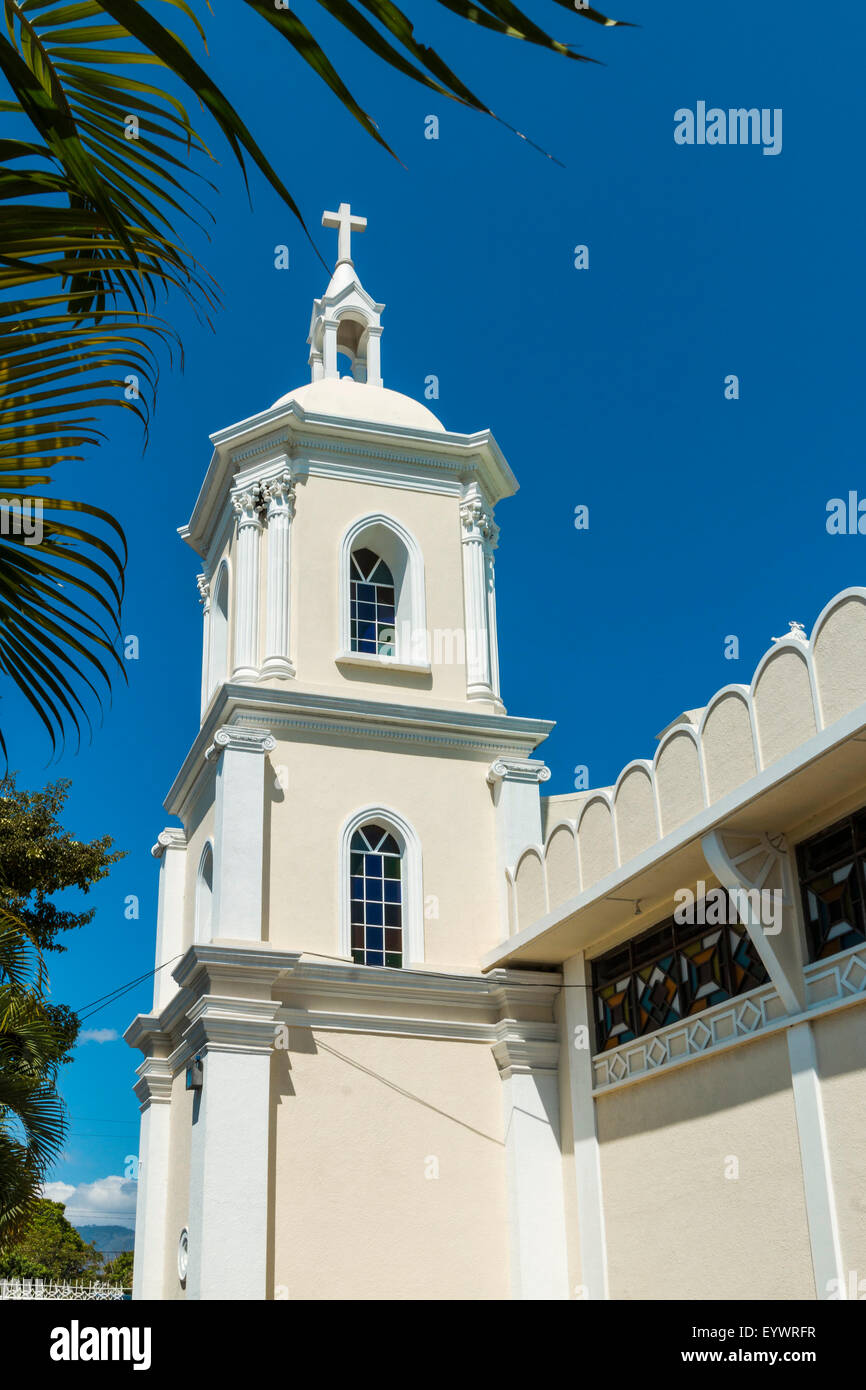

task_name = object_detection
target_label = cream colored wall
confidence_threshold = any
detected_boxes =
[813,1008,866,1288]
[270,1028,509,1300]
[163,1072,193,1300]
[273,473,472,706]
[265,731,500,965]
[596,1034,816,1299]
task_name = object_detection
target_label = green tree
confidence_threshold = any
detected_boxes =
[0,1198,102,1280]
[0,773,123,957]
[0,0,630,755]
[0,775,122,1235]
[102,1246,134,1287]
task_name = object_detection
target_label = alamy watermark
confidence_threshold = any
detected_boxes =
[0,497,42,546]
[674,880,783,934]
[674,103,782,156]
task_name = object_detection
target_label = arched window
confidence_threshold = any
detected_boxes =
[339,515,429,667]
[350,549,396,656]
[349,823,404,967]
[208,562,229,697]
[195,842,213,944]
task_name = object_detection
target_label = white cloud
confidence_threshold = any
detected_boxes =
[77,1028,119,1045]
[41,1175,136,1228]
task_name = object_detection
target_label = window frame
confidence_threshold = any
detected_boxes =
[338,514,429,669]
[339,806,424,966]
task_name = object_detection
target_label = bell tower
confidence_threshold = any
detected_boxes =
[128,204,558,1301]
[308,202,383,385]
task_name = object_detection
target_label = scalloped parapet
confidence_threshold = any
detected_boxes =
[508,587,866,934]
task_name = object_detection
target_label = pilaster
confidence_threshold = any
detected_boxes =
[151,828,188,1012]
[184,995,280,1300]
[493,1026,570,1300]
[231,485,264,680]
[488,757,550,938]
[460,482,503,708]
[261,470,296,679]
[208,725,275,942]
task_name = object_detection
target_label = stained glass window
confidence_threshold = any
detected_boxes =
[796,810,866,961]
[592,905,768,1053]
[350,823,403,967]
[350,547,396,656]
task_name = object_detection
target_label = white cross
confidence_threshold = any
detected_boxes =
[322,201,367,265]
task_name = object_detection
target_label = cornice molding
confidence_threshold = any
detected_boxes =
[491,1024,561,1078]
[164,687,554,820]
[182,400,518,558]
[126,945,563,1072]
[132,1056,173,1109]
[183,995,282,1056]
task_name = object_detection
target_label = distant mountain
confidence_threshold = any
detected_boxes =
[74,1225,135,1255]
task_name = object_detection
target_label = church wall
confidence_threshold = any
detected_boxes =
[596,1033,815,1299]
[163,1070,193,1300]
[812,1007,866,1288]
[812,591,866,726]
[752,649,817,768]
[270,1028,510,1299]
[264,732,501,965]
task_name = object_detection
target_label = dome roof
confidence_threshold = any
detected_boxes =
[271,376,445,433]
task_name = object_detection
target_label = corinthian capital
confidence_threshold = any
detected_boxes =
[460,486,499,547]
[261,470,296,518]
[231,484,265,527]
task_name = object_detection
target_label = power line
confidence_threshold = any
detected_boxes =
[74,956,183,1022]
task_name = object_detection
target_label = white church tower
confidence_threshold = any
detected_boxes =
[127,205,569,1301]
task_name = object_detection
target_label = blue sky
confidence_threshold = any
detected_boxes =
[11,0,866,1224]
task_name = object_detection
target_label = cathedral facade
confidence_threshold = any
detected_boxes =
[128,206,866,1301]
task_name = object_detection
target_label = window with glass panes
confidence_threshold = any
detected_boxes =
[350,824,403,966]
[350,548,396,655]
[796,809,866,960]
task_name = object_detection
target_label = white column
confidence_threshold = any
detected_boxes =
[787,1021,846,1299]
[365,324,383,387]
[231,485,264,680]
[131,1059,173,1300]
[488,758,550,939]
[460,483,502,705]
[209,725,274,941]
[197,574,210,716]
[185,998,279,1300]
[562,952,609,1299]
[494,1033,569,1300]
[151,828,187,1013]
[322,319,339,378]
[261,471,296,678]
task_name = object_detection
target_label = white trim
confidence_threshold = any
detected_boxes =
[335,651,431,676]
[787,1022,846,1299]
[339,512,429,666]
[563,953,609,1299]
[339,805,424,966]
